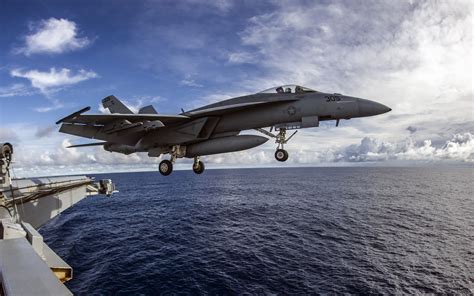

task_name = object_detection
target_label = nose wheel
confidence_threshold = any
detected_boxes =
[275,149,289,162]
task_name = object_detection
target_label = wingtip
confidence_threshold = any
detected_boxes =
[56,106,91,124]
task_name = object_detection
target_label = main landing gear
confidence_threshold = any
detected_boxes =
[192,157,205,174]
[255,127,297,162]
[158,145,205,176]
[159,159,173,176]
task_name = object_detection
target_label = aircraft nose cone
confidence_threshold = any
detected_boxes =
[358,99,391,117]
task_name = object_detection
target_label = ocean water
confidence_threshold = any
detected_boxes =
[40,167,474,295]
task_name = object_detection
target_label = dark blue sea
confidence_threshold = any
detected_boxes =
[40,167,474,295]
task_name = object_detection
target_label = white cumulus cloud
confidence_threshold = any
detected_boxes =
[233,0,473,136]
[5,120,472,178]
[17,18,91,55]
[336,133,474,163]
[10,68,98,94]
[0,128,19,142]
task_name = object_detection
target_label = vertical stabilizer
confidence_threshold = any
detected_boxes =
[102,95,133,114]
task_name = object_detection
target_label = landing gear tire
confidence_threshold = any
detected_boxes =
[159,159,173,176]
[192,161,205,174]
[275,149,289,162]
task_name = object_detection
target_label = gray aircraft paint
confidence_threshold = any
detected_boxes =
[57,85,391,174]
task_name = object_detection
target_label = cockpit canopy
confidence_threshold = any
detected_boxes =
[258,85,318,94]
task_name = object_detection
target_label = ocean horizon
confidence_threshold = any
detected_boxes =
[13,163,474,179]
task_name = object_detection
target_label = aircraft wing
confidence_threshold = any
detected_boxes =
[185,99,298,117]
[57,111,190,125]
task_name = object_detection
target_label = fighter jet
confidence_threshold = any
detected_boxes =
[56,85,391,175]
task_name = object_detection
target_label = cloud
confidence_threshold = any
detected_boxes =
[10,68,98,94]
[35,126,57,138]
[17,18,91,55]
[227,52,255,64]
[406,126,417,134]
[98,95,163,114]
[98,103,111,114]
[4,2,473,176]
[0,83,34,98]
[34,103,64,113]
[0,128,19,142]
[181,77,203,88]
[180,0,233,14]
[8,123,473,178]
[131,1,245,84]
[186,91,246,110]
[12,138,160,177]
[236,1,472,90]
[207,132,474,165]
[207,0,233,13]
[335,133,474,163]
[225,0,473,147]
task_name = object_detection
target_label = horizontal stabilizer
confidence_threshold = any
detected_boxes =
[67,142,108,148]
[102,95,133,114]
[139,105,158,114]
[56,106,91,124]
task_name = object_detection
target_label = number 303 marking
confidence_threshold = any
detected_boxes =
[325,96,341,102]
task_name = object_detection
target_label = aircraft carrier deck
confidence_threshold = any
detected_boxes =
[0,143,116,295]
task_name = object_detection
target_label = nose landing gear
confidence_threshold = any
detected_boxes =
[274,128,290,162]
[255,127,297,162]
[275,149,289,162]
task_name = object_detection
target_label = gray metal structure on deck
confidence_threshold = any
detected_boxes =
[0,143,116,295]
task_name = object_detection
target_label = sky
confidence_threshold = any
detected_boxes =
[0,0,472,177]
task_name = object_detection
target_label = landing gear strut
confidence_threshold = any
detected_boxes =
[256,127,297,162]
[158,146,206,176]
[158,145,182,176]
[275,128,290,162]
[192,157,205,174]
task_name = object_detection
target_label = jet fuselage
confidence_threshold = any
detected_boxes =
[57,85,391,175]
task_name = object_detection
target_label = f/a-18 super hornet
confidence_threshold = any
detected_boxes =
[56,85,391,175]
